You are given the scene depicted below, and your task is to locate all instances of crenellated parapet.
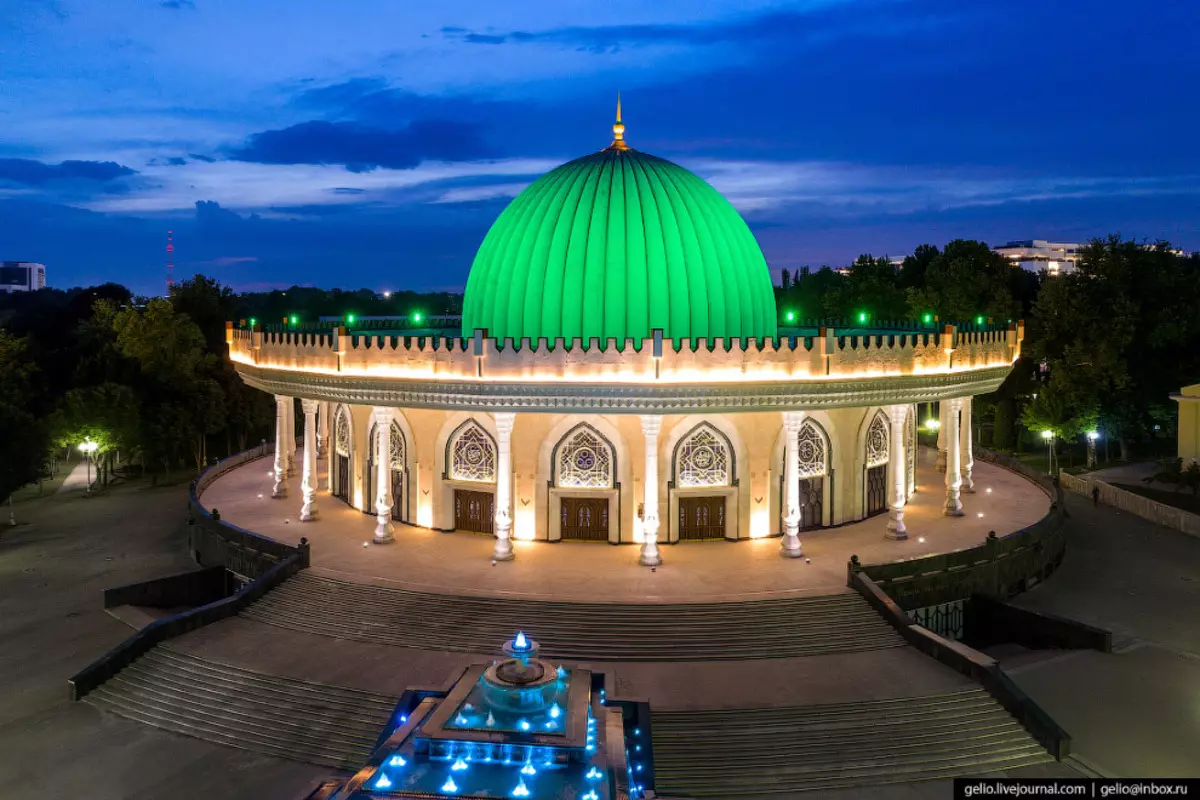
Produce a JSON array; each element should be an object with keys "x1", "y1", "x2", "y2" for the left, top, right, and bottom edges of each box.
[{"x1": 227, "y1": 321, "x2": 1023, "y2": 387}]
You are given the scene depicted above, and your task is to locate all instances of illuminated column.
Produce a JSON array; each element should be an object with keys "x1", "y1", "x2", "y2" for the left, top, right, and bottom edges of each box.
[
  {"x1": 780, "y1": 411, "x2": 805, "y2": 558},
  {"x1": 271, "y1": 395, "x2": 288, "y2": 499},
  {"x1": 944, "y1": 398, "x2": 964, "y2": 516},
  {"x1": 935, "y1": 401, "x2": 947, "y2": 473},
  {"x1": 285, "y1": 397, "x2": 296, "y2": 477},
  {"x1": 372, "y1": 407, "x2": 395, "y2": 543},
  {"x1": 493, "y1": 412, "x2": 516, "y2": 561},
  {"x1": 959, "y1": 396, "x2": 975, "y2": 492},
  {"x1": 316, "y1": 401, "x2": 329, "y2": 458},
  {"x1": 885, "y1": 405, "x2": 908, "y2": 539},
  {"x1": 639, "y1": 415, "x2": 663, "y2": 567},
  {"x1": 300, "y1": 400, "x2": 320, "y2": 521}
]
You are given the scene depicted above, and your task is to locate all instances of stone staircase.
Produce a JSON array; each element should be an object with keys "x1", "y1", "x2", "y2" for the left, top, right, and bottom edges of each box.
[
  {"x1": 652, "y1": 688, "x2": 1054, "y2": 797},
  {"x1": 239, "y1": 572, "x2": 906, "y2": 661},
  {"x1": 83, "y1": 647, "x2": 396, "y2": 770}
]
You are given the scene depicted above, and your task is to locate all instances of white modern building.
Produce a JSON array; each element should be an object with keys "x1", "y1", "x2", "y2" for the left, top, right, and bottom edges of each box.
[
  {"x1": 992, "y1": 241, "x2": 1081, "y2": 276},
  {"x1": 0, "y1": 261, "x2": 47, "y2": 293}
]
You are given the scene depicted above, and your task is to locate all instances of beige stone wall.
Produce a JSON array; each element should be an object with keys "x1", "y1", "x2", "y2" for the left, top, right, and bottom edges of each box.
[
  {"x1": 326, "y1": 403, "x2": 921, "y2": 544},
  {"x1": 1179, "y1": 384, "x2": 1200, "y2": 467}
]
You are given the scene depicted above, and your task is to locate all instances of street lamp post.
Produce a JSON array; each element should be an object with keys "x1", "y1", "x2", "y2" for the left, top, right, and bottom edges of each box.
[
  {"x1": 79, "y1": 440, "x2": 98, "y2": 495},
  {"x1": 1086, "y1": 431, "x2": 1099, "y2": 469},
  {"x1": 1041, "y1": 430, "x2": 1055, "y2": 476}
]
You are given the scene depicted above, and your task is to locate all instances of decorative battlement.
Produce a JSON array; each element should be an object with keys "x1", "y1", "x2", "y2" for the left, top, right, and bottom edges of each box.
[{"x1": 226, "y1": 321, "x2": 1023, "y2": 385}]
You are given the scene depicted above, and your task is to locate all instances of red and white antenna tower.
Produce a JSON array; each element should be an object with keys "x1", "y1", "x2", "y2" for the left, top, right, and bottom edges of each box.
[{"x1": 166, "y1": 229, "x2": 175, "y2": 294}]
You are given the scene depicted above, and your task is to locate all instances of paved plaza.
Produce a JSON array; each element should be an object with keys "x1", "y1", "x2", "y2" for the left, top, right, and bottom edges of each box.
[{"x1": 202, "y1": 446, "x2": 1048, "y2": 601}]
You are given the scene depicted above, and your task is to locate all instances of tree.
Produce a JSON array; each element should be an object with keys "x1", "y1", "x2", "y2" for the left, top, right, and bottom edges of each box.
[
  {"x1": 824, "y1": 255, "x2": 907, "y2": 321},
  {"x1": 898, "y1": 244, "x2": 939, "y2": 290},
  {"x1": 907, "y1": 240, "x2": 1020, "y2": 323},
  {"x1": 0, "y1": 332, "x2": 50, "y2": 501}
]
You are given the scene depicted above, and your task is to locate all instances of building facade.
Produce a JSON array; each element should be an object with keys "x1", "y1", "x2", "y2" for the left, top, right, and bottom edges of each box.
[
  {"x1": 993, "y1": 240, "x2": 1081, "y2": 276},
  {"x1": 0, "y1": 261, "x2": 46, "y2": 293},
  {"x1": 228, "y1": 111, "x2": 1023, "y2": 566}
]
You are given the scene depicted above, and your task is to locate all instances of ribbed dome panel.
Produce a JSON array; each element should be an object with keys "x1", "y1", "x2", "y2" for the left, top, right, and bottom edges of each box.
[{"x1": 462, "y1": 148, "x2": 777, "y2": 342}]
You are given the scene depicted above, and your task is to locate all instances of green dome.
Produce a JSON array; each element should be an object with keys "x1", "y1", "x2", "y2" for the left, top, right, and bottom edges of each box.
[{"x1": 462, "y1": 146, "x2": 778, "y2": 342}]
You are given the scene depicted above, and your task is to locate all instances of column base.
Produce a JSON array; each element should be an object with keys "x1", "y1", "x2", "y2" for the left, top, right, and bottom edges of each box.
[
  {"x1": 780, "y1": 532, "x2": 803, "y2": 558},
  {"x1": 885, "y1": 526, "x2": 908, "y2": 540},
  {"x1": 373, "y1": 527, "x2": 395, "y2": 544},
  {"x1": 300, "y1": 503, "x2": 320, "y2": 522},
  {"x1": 961, "y1": 478, "x2": 976, "y2": 493},
  {"x1": 638, "y1": 549, "x2": 662, "y2": 567},
  {"x1": 943, "y1": 504, "x2": 964, "y2": 517},
  {"x1": 492, "y1": 547, "x2": 515, "y2": 562},
  {"x1": 272, "y1": 486, "x2": 288, "y2": 499}
]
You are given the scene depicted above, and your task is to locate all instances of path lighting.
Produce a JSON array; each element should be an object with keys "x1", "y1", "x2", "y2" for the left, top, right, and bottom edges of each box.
[
  {"x1": 924, "y1": 418, "x2": 941, "y2": 431},
  {"x1": 79, "y1": 440, "x2": 98, "y2": 495},
  {"x1": 1041, "y1": 430, "x2": 1056, "y2": 475},
  {"x1": 382, "y1": 290, "x2": 392, "y2": 299},
  {"x1": 1086, "y1": 430, "x2": 1100, "y2": 468}
]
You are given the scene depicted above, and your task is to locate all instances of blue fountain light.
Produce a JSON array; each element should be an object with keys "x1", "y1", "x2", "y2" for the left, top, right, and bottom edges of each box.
[
  {"x1": 583, "y1": 791, "x2": 599, "y2": 800},
  {"x1": 454, "y1": 714, "x2": 469, "y2": 726},
  {"x1": 440, "y1": 776, "x2": 458, "y2": 794},
  {"x1": 586, "y1": 766, "x2": 602, "y2": 780},
  {"x1": 485, "y1": 712, "x2": 496, "y2": 728},
  {"x1": 518, "y1": 719, "x2": 531, "y2": 732},
  {"x1": 544, "y1": 720, "x2": 557, "y2": 730},
  {"x1": 388, "y1": 755, "x2": 407, "y2": 767},
  {"x1": 512, "y1": 779, "x2": 531, "y2": 798},
  {"x1": 520, "y1": 761, "x2": 537, "y2": 776},
  {"x1": 374, "y1": 773, "x2": 392, "y2": 790},
  {"x1": 549, "y1": 703, "x2": 561, "y2": 719},
  {"x1": 556, "y1": 665, "x2": 568, "y2": 679},
  {"x1": 451, "y1": 757, "x2": 469, "y2": 772},
  {"x1": 513, "y1": 631, "x2": 529, "y2": 650}
]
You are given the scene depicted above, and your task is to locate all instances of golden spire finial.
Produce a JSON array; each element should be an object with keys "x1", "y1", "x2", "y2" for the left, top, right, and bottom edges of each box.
[{"x1": 607, "y1": 92, "x2": 629, "y2": 150}]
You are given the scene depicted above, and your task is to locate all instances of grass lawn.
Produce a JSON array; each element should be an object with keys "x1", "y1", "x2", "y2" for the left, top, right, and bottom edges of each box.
[{"x1": 1113, "y1": 482, "x2": 1200, "y2": 515}]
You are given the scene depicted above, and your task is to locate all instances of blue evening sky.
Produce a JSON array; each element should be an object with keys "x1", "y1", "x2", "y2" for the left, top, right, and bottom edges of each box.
[{"x1": 2, "y1": 0, "x2": 1197, "y2": 295}]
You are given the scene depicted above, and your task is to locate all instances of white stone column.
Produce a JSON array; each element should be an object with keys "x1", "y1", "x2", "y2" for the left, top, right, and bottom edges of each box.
[
  {"x1": 944, "y1": 398, "x2": 964, "y2": 516},
  {"x1": 316, "y1": 401, "x2": 329, "y2": 458},
  {"x1": 372, "y1": 407, "x2": 395, "y2": 543},
  {"x1": 639, "y1": 415, "x2": 663, "y2": 567},
  {"x1": 492, "y1": 412, "x2": 516, "y2": 561},
  {"x1": 285, "y1": 397, "x2": 296, "y2": 477},
  {"x1": 885, "y1": 405, "x2": 908, "y2": 539},
  {"x1": 935, "y1": 401, "x2": 947, "y2": 473},
  {"x1": 271, "y1": 395, "x2": 289, "y2": 498},
  {"x1": 780, "y1": 411, "x2": 805, "y2": 558},
  {"x1": 960, "y1": 396, "x2": 975, "y2": 493},
  {"x1": 300, "y1": 399, "x2": 320, "y2": 521}
]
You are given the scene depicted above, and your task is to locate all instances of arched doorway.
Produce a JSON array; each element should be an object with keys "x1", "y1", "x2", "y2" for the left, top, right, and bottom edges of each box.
[
  {"x1": 796, "y1": 419, "x2": 831, "y2": 530},
  {"x1": 446, "y1": 420, "x2": 497, "y2": 534},
  {"x1": 672, "y1": 423, "x2": 734, "y2": 541},
  {"x1": 365, "y1": 420, "x2": 408, "y2": 522},
  {"x1": 551, "y1": 423, "x2": 616, "y2": 542},
  {"x1": 864, "y1": 410, "x2": 890, "y2": 517},
  {"x1": 332, "y1": 405, "x2": 352, "y2": 504}
]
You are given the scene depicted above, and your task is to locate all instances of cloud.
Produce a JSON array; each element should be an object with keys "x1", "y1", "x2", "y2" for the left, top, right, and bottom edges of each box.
[
  {"x1": 165, "y1": 156, "x2": 188, "y2": 166},
  {"x1": 0, "y1": 158, "x2": 136, "y2": 186},
  {"x1": 187, "y1": 153, "x2": 216, "y2": 163},
  {"x1": 331, "y1": 187, "x2": 366, "y2": 195},
  {"x1": 198, "y1": 255, "x2": 258, "y2": 267},
  {"x1": 229, "y1": 120, "x2": 494, "y2": 172},
  {"x1": 432, "y1": 183, "x2": 529, "y2": 204},
  {"x1": 159, "y1": 0, "x2": 195, "y2": 9}
]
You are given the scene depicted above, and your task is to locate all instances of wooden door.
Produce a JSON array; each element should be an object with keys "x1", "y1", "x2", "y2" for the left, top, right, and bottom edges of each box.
[
  {"x1": 560, "y1": 497, "x2": 609, "y2": 541},
  {"x1": 334, "y1": 454, "x2": 349, "y2": 502},
  {"x1": 391, "y1": 469, "x2": 404, "y2": 521},
  {"x1": 678, "y1": 496, "x2": 726, "y2": 541},
  {"x1": 799, "y1": 476, "x2": 824, "y2": 530},
  {"x1": 866, "y1": 465, "x2": 887, "y2": 517},
  {"x1": 454, "y1": 489, "x2": 494, "y2": 534}
]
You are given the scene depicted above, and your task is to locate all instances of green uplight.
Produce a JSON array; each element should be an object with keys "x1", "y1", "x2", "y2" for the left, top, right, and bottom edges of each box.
[
  {"x1": 922, "y1": 313, "x2": 933, "y2": 324},
  {"x1": 784, "y1": 310, "x2": 796, "y2": 323},
  {"x1": 346, "y1": 313, "x2": 356, "y2": 324},
  {"x1": 857, "y1": 311, "x2": 868, "y2": 324},
  {"x1": 289, "y1": 315, "x2": 297, "y2": 325},
  {"x1": 975, "y1": 315, "x2": 984, "y2": 325},
  {"x1": 249, "y1": 317, "x2": 256, "y2": 327},
  {"x1": 412, "y1": 311, "x2": 423, "y2": 323}
]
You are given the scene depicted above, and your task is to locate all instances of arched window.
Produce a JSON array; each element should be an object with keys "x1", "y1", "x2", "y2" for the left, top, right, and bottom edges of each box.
[
  {"x1": 554, "y1": 425, "x2": 614, "y2": 488},
  {"x1": 334, "y1": 406, "x2": 351, "y2": 457},
  {"x1": 676, "y1": 424, "x2": 732, "y2": 488},
  {"x1": 449, "y1": 421, "x2": 496, "y2": 483},
  {"x1": 371, "y1": 421, "x2": 406, "y2": 470},
  {"x1": 866, "y1": 411, "x2": 890, "y2": 468},
  {"x1": 797, "y1": 419, "x2": 829, "y2": 478}
]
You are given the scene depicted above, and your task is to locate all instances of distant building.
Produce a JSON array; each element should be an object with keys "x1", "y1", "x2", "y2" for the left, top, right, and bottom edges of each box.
[
  {"x1": 0, "y1": 261, "x2": 47, "y2": 293},
  {"x1": 993, "y1": 240, "x2": 1081, "y2": 276}
]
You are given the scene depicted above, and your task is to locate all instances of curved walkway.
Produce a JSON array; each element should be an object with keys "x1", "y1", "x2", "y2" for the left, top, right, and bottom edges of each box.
[{"x1": 201, "y1": 447, "x2": 1048, "y2": 602}]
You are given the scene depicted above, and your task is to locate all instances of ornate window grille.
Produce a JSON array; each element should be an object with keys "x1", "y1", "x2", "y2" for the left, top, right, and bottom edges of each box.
[
  {"x1": 372, "y1": 422, "x2": 406, "y2": 470},
  {"x1": 449, "y1": 422, "x2": 496, "y2": 483},
  {"x1": 797, "y1": 420, "x2": 828, "y2": 478},
  {"x1": 334, "y1": 406, "x2": 351, "y2": 457},
  {"x1": 866, "y1": 411, "x2": 890, "y2": 468},
  {"x1": 676, "y1": 424, "x2": 731, "y2": 488},
  {"x1": 555, "y1": 426, "x2": 614, "y2": 488}
]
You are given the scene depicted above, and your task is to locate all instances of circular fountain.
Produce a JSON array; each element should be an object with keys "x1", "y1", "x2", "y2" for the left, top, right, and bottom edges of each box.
[{"x1": 481, "y1": 632, "x2": 561, "y2": 713}]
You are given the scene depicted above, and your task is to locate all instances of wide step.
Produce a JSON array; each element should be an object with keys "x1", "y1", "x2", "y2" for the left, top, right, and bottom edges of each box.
[
  {"x1": 239, "y1": 573, "x2": 905, "y2": 661},
  {"x1": 651, "y1": 689, "x2": 1054, "y2": 796},
  {"x1": 84, "y1": 646, "x2": 396, "y2": 770}
]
